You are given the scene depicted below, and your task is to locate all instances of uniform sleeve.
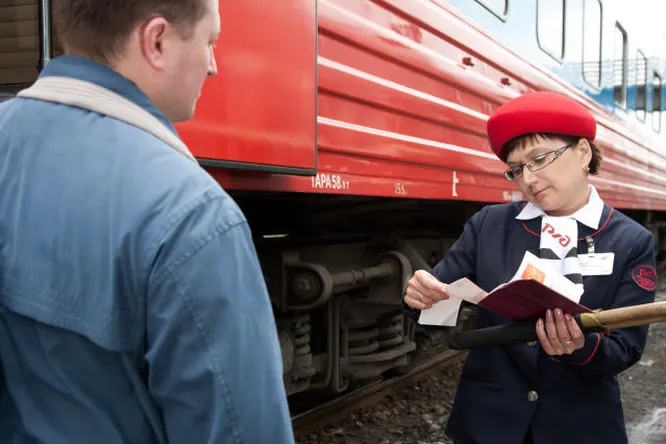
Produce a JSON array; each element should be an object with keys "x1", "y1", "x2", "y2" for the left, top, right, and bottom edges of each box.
[
  {"x1": 558, "y1": 230, "x2": 657, "y2": 376},
  {"x1": 431, "y1": 206, "x2": 488, "y2": 284},
  {"x1": 402, "y1": 206, "x2": 488, "y2": 321},
  {"x1": 144, "y1": 197, "x2": 295, "y2": 444}
]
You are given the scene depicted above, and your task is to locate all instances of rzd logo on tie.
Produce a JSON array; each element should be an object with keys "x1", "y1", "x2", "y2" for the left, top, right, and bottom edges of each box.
[{"x1": 541, "y1": 223, "x2": 571, "y2": 247}]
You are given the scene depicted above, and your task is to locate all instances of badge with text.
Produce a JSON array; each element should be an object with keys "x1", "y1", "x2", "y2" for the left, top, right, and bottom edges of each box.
[{"x1": 578, "y1": 253, "x2": 614, "y2": 276}]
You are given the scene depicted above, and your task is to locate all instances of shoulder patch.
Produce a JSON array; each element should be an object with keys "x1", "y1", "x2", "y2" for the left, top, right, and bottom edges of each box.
[{"x1": 631, "y1": 265, "x2": 657, "y2": 291}]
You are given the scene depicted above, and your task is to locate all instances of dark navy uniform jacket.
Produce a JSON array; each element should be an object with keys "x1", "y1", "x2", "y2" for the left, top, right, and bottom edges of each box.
[{"x1": 407, "y1": 201, "x2": 656, "y2": 444}]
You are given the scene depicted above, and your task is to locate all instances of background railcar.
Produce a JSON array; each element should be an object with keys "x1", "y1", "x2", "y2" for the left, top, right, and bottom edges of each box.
[{"x1": 2, "y1": 0, "x2": 666, "y2": 397}]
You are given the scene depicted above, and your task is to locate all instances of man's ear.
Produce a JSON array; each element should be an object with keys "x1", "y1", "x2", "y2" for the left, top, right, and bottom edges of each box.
[{"x1": 137, "y1": 17, "x2": 170, "y2": 71}]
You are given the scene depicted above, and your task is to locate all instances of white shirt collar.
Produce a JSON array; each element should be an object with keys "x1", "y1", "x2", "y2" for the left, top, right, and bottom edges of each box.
[{"x1": 515, "y1": 185, "x2": 604, "y2": 229}]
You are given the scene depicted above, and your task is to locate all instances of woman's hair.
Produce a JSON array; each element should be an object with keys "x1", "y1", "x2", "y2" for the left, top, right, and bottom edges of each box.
[{"x1": 500, "y1": 132, "x2": 602, "y2": 175}]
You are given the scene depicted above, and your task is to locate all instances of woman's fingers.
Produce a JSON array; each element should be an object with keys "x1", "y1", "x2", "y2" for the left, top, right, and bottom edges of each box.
[
  {"x1": 405, "y1": 286, "x2": 436, "y2": 309},
  {"x1": 536, "y1": 317, "x2": 554, "y2": 355},
  {"x1": 403, "y1": 270, "x2": 449, "y2": 310},
  {"x1": 413, "y1": 270, "x2": 449, "y2": 301},
  {"x1": 565, "y1": 312, "x2": 586, "y2": 350},
  {"x1": 543, "y1": 310, "x2": 565, "y2": 355},
  {"x1": 553, "y1": 309, "x2": 575, "y2": 354},
  {"x1": 537, "y1": 309, "x2": 586, "y2": 356}
]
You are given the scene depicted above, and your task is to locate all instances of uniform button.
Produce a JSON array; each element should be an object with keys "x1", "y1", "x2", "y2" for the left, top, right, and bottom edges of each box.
[
  {"x1": 527, "y1": 341, "x2": 537, "y2": 347},
  {"x1": 527, "y1": 390, "x2": 539, "y2": 402}
]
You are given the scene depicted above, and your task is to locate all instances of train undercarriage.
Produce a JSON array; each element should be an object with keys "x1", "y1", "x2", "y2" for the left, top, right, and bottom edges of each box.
[{"x1": 234, "y1": 191, "x2": 666, "y2": 398}]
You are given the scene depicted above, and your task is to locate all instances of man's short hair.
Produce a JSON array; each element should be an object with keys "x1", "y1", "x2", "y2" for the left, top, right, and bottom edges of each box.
[{"x1": 52, "y1": 0, "x2": 209, "y2": 63}]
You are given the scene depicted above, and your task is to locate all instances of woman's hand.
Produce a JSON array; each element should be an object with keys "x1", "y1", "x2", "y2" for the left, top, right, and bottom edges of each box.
[
  {"x1": 536, "y1": 308, "x2": 586, "y2": 356},
  {"x1": 403, "y1": 270, "x2": 450, "y2": 310}
]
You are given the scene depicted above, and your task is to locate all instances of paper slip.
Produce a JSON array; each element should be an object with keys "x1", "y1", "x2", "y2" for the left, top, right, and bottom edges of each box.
[
  {"x1": 446, "y1": 278, "x2": 488, "y2": 304},
  {"x1": 417, "y1": 251, "x2": 586, "y2": 326},
  {"x1": 418, "y1": 297, "x2": 462, "y2": 327},
  {"x1": 511, "y1": 251, "x2": 584, "y2": 303}
]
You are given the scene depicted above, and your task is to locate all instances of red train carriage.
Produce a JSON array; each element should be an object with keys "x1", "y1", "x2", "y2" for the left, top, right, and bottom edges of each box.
[{"x1": 2, "y1": 0, "x2": 665, "y2": 397}]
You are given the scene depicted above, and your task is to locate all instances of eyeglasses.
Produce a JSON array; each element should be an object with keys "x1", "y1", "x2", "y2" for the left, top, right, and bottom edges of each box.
[{"x1": 503, "y1": 142, "x2": 575, "y2": 181}]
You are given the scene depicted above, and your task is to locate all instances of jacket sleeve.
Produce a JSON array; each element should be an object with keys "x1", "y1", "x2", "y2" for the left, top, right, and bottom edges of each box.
[
  {"x1": 402, "y1": 206, "x2": 488, "y2": 321},
  {"x1": 558, "y1": 229, "x2": 657, "y2": 376},
  {"x1": 144, "y1": 195, "x2": 295, "y2": 444}
]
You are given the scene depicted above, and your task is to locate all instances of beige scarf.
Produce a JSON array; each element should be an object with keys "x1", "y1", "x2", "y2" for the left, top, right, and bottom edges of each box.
[{"x1": 17, "y1": 76, "x2": 197, "y2": 163}]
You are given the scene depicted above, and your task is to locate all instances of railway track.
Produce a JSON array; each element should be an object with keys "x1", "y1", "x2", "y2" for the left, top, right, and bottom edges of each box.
[{"x1": 291, "y1": 349, "x2": 467, "y2": 437}]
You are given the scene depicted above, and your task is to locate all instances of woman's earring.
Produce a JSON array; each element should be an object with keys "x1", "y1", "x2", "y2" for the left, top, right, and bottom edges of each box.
[{"x1": 584, "y1": 165, "x2": 590, "y2": 172}]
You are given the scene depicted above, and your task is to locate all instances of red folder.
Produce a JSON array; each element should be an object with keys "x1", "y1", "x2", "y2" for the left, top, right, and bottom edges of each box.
[{"x1": 478, "y1": 279, "x2": 592, "y2": 321}]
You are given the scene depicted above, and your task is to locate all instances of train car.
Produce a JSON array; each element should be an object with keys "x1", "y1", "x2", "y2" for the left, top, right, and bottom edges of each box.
[{"x1": 2, "y1": 0, "x2": 666, "y2": 398}]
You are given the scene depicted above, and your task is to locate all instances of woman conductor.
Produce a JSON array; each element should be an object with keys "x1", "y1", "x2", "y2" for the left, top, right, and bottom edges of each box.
[{"x1": 403, "y1": 91, "x2": 657, "y2": 444}]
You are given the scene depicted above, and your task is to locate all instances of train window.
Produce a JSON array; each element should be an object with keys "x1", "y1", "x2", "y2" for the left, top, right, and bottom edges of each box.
[
  {"x1": 636, "y1": 50, "x2": 647, "y2": 122},
  {"x1": 474, "y1": 0, "x2": 508, "y2": 20},
  {"x1": 582, "y1": 0, "x2": 602, "y2": 88},
  {"x1": 653, "y1": 73, "x2": 661, "y2": 133},
  {"x1": 613, "y1": 23, "x2": 628, "y2": 107},
  {"x1": 537, "y1": 0, "x2": 565, "y2": 61}
]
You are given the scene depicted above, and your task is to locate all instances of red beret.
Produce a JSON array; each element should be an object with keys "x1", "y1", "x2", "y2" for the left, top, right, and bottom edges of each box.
[{"x1": 486, "y1": 91, "x2": 597, "y2": 158}]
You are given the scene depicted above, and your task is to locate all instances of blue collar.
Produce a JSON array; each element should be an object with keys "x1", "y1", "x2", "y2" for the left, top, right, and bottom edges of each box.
[{"x1": 40, "y1": 55, "x2": 177, "y2": 135}]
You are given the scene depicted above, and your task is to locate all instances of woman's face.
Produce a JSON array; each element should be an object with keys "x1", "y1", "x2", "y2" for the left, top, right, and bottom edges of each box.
[{"x1": 505, "y1": 134, "x2": 592, "y2": 216}]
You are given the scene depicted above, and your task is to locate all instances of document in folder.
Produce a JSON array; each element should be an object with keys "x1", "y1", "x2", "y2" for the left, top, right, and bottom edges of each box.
[
  {"x1": 418, "y1": 251, "x2": 592, "y2": 326},
  {"x1": 469, "y1": 278, "x2": 592, "y2": 321}
]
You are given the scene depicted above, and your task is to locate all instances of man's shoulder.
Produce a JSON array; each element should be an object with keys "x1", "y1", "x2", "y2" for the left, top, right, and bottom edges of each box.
[
  {"x1": 51, "y1": 101, "x2": 239, "y2": 221},
  {"x1": 129, "y1": 153, "x2": 246, "y2": 242},
  {"x1": 13, "y1": 98, "x2": 246, "y2": 236}
]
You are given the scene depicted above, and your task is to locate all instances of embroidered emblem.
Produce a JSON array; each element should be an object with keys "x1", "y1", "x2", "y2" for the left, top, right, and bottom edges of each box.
[{"x1": 631, "y1": 265, "x2": 657, "y2": 291}]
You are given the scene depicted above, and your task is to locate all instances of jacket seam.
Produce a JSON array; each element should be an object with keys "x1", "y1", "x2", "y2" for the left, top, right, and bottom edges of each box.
[
  {"x1": 149, "y1": 219, "x2": 246, "y2": 288},
  {"x1": 164, "y1": 251, "x2": 245, "y2": 444},
  {"x1": 142, "y1": 188, "x2": 241, "y2": 284}
]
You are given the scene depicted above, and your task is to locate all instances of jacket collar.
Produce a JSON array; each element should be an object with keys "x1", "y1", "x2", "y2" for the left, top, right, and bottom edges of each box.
[
  {"x1": 515, "y1": 185, "x2": 604, "y2": 229},
  {"x1": 39, "y1": 55, "x2": 177, "y2": 136}
]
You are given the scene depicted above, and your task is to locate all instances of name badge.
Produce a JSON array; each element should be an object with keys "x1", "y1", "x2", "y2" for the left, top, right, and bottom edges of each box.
[{"x1": 578, "y1": 253, "x2": 614, "y2": 276}]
